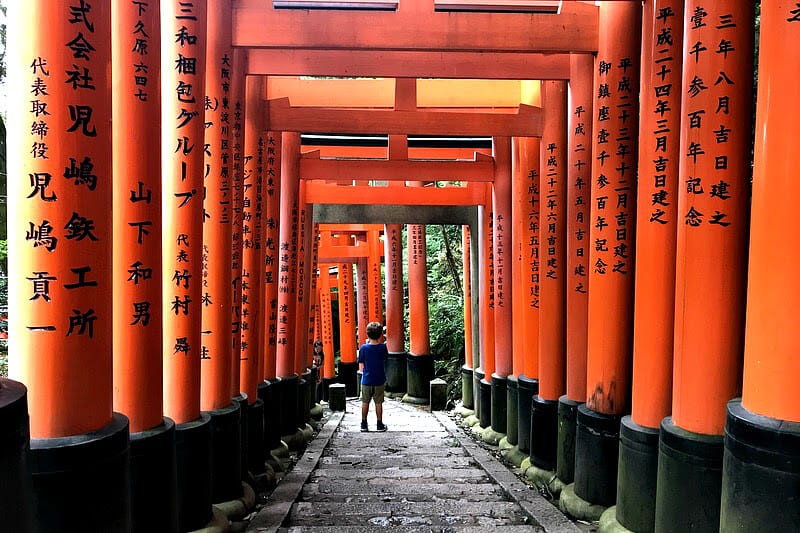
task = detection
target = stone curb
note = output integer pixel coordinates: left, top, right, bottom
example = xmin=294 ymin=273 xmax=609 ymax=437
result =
xmin=246 ymin=411 xmax=345 ymax=533
xmin=434 ymin=411 xmax=581 ymax=533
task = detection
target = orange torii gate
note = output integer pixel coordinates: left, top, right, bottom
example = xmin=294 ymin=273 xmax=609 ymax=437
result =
xmin=4 ymin=2 xmax=798 ymax=533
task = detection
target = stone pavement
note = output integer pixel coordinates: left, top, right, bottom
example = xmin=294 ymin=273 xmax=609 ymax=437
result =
xmin=247 ymin=398 xmax=580 ymax=533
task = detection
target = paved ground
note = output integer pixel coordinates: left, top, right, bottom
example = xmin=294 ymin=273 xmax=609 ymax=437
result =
xmin=247 ymin=398 xmax=580 ymax=533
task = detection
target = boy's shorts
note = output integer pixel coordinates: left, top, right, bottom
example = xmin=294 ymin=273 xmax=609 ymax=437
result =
xmin=360 ymin=384 xmax=385 ymax=404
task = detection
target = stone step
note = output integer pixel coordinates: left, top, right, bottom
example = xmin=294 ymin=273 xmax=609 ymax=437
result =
xmin=317 ymin=455 xmax=476 ymax=468
xmin=278 ymin=526 xmax=544 ymax=532
xmin=286 ymin=501 xmax=532 ymax=527
xmin=308 ymin=467 xmax=490 ymax=482
xmin=301 ymin=481 xmax=507 ymax=502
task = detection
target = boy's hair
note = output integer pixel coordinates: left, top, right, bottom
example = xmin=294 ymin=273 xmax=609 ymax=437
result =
xmin=366 ymin=321 xmax=383 ymax=341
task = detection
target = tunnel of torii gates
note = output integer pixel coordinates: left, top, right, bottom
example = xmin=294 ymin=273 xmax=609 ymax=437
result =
xmin=0 ymin=0 xmax=798 ymax=532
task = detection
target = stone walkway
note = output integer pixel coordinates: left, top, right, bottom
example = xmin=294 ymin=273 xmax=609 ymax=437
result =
xmin=247 ymin=398 xmax=579 ymax=533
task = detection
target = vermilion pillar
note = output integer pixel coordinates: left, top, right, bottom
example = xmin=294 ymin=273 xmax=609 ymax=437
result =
xmin=656 ymin=3 xmax=754 ymax=531
xmin=384 ymin=223 xmax=407 ymax=395
xmin=530 ymin=81 xmax=567 ymax=472
xmin=293 ymin=183 xmax=314 ymax=422
xmin=406 ymin=221 xmax=433 ymax=403
xmin=613 ymin=3 xmax=683 ymax=531
xmin=229 ymin=48 xmax=246 ymax=400
xmin=517 ymin=130 xmax=541 ymax=457
xmin=572 ymin=1 xmax=642 ymax=510
xmin=720 ymin=6 xmax=800 ymax=530
xmin=275 ymin=132 xmax=301 ymax=437
xmin=486 ymin=136 xmax=512 ymax=440
xmin=356 ymin=257 xmax=369 ymax=347
xmin=306 ymin=224 xmax=320 ymax=370
xmin=160 ymin=2 xmax=211 ymax=528
xmin=367 ymin=229 xmax=383 ymax=324
xmin=202 ymin=0 xmax=241 ymax=504
xmin=318 ymin=267 xmax=337 ymax=402
xmin=338 ymin=262 xmax=359 ymax=396
xmin=460 ymin=226 xmax=474 ymax=410
xmin=558 ymin=53 xmax=593 ymax=486
xmin=111 ymin=1 xmax=176 ymax=530
xmin=477 ymin=187 xmax=495 ymax=429
xmin=8 ymin=2 xmax=128 ymax=529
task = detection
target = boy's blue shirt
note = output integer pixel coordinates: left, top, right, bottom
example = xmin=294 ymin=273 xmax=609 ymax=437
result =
xmin=358 ymin=342 xmax=387 ymax=386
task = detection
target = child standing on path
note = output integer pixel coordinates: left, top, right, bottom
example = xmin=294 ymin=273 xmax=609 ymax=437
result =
xmin=358 ymin=321 xmax=388 ymax=432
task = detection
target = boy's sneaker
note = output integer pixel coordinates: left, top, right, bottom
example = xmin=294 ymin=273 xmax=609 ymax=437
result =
xmin=376 ymin=422 xmax=388 ymax=432
xmin=360 ymin=421 xmax=369 ymax=432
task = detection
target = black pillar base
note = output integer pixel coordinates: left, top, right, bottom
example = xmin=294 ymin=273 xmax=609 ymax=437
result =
xmin=305 ymin=369 xmax=316 ymax=415
xmin=258 ymin=380 xmax=281 ymax=452
xmin=246 ymin=399 xmax=266 ymax=476
xmin=616 ymin=415 xmax=659 ymax=533
xmin=130 ymin=418 xmax=178 ymax=533
xmin=233 ymin=393 xmax=248 ymax=480
xmin=461 ymin=366 xmax=474 ymax=409
xmin=556 ymin=395 xmax=581 ymax=484
xmin=474 ymin=369 xmax=485 ymax=421
xmin=654 ymin=416 xmax=723 ymax=532
xmin=721 ymin=399 xmax=800 ymax=532
xmin=299 ymin=371 xmax=311 ymax=424
xmin=490 ymin=374 xmax=508 ymax=434
xmin=406 ymin=353 xmax=434 ymax=401
xmin=479 ymin=379 xmax=492 ymax=429
xmin=31 ymin=412 xmax=131 ymax=533
xmin=506 ymin=376 xmax=518 ymax=445
xmin=322 ymin=377 xmax=337 ymax=402
xmin=386 ymin=352 xmax=408 ymax=393
xmin=530 ymin=396 xmax=558 ymax=471
xmin=0 ymin=379 xmax=33 ymax=533
xmin=574 ymin=404 xmax=621 ymax=506
xmin=175 ymin=414 xmax=212 ymax=532
xmin=276 ymin=374 xmax=299 ymax=437
xmin=207 ymin=402 xmax=242 ymax=503
xmin=338 ymin=361 xmax=359 ymax=397
xmin=517 ymin=375 xmax=538 ymax=454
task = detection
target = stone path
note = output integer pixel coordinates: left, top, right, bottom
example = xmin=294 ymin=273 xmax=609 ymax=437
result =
xmin=248 ymin=398 xmax=579 ymax=533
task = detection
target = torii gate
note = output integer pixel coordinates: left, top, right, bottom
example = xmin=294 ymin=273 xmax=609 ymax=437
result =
xmin=2 ymin=2 xmax=797 ymax=533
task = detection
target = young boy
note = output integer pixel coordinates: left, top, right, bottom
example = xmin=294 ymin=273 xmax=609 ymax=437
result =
xmin=357 ymin=321 xmax=388 ymax=432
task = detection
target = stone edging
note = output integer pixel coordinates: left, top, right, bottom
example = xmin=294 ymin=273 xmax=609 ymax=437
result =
xmin=433 ymin=411 xmax=581 ymax=533
xmin=246 ymin=410 xmax=345 ymax=532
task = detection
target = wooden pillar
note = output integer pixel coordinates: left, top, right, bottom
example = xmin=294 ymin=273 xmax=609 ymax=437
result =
xmin=367 ymin=229 xmax=383 ymax=324
xmin=530 ymin=81 xmax=567 ymax=472
xmin=613 ymin=2 xmax=683 ymax=531
xmin=384 ymin=223 xmax=407 ymax=394
xmin=656 ymin=3 xmax=754 ymax=530
xmin=306 ymin=223 xmax=320 ymax=369
xmin=111 ymin=1 xmax=177 ymax=530
xmin=573 ymin=1 xmax=642 ymax=508
xmin=8 ymin=1 xmax=129 ymax=529
xmin=558 ymin=53 xmax=593 ymax=486
xmin=262 ymin=131 xmax=281 ymax=382
xmin=240 ymin=76 xmax=266 ymax=403
xmin=406 ymin=221 xmax=433 ymax=403
xmin=516 ymin=119 xmax=542 ymax=456
xmin=229 ymin=49 xmax=246 ymax=400
xmin=460 ymin=225 xmax=474 ymax=409
xmin=293 ymin=182 xmax=313 ymax=422
xmin=356 ymin=257 xmax=369 ymax=347
xmin=720 ymin=6 xmax=800 ymax=530
xmin=275 ymin=131 xmax=301 ymax=436
xmin=337 ymin=262 xmax=359 ymax=396
xmin=488 ymin=136 xmax=512 ymax=436
xmin=477 ymin=189 xmax=495 ymax=428
xmin=319 ymin=267 xmax=337 ymax=401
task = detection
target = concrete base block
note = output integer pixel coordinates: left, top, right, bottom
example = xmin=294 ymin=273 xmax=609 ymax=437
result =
xmin=402 ymin=393 xmax=430 ymax=405
xmin=430 ymin=378 xmax=448 ymax=411
xmin=525 ymin=464 xmax=565 ymax=498
xmin=281 ymin=428 xmax=306 ymax=452
xmin=300 ymin=423 xmax=314 ymax=441
xmin=481 ymin=426 xmax=506 ymax=446
xmin=559 ymin=483 xmax=607 ymax=522
xmin=269 ymin=441 xmax=290 ymax=472
xmin=470 ymin=423 xmax=485 ymax=438
xmin=453 ymin=403 xmax=474 ymax=418
xmin=498 ymin=436 xmax=515 ymax=451
xmin=309 ymin=403 xmax=324 ymax=420
xmin=599 ymin=506 xmax=634 ymax=533
xmin=463 ymin=414 xmax=480 ymax=427
xmin=328 ymin=384 xmax=346 ymax=412
xmin=520 ymin=457 xmax=532 ymax=472
xmin=501 ymin=445 xmax=528 ymax=468
xmin=385 ymin=391 xmax=406 ymax=399
xmin=213 ymin=482 xmax=257 ymax=521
